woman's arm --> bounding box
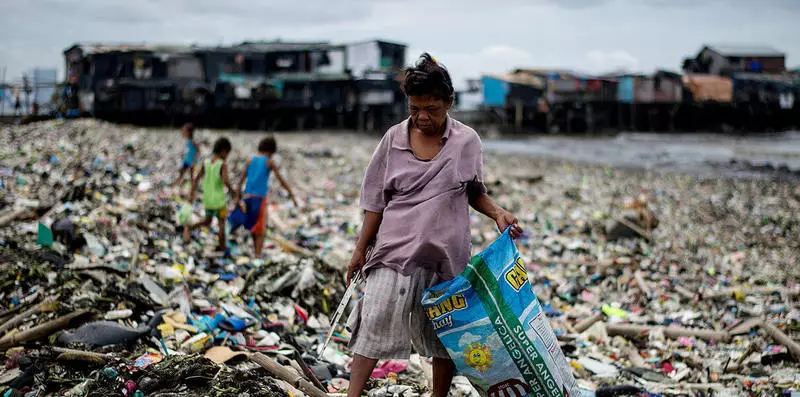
[470,191,523,238]
[347,210,383,285]
[268,159,299,207]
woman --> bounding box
[346,53,522,397]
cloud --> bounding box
[412,45,535,89]
[1,0,799,87]
[485,333,503,350]
[585,49,640,72]
[545,0,613,9]
[458,332,482,347]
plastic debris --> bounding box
[0,119,797,396]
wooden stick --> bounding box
[634,271,653,297]
[606,323,730,342]
[613,216,652,240]
[270,210,289,234]
[625,347,647,368]
[250,353,329,397]
[54,347,110,364]
[0,292,42,328]
[0,310,93,349]
[674,285,695,300]
[0,297,51,336]
[761,321,800,361]
[270,234,316,258]
[162,313,198,334]
[269,233,333,270]
[294,351,327,393]
[573,312,604,334]
[0,209,30,228]
[725,343,756,373]
[129,241,141,282]
[707,286,799,299]
[727,318,761,336]
[52,346,112,358]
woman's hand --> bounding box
[495,209,523,239]
[347,247,367,286]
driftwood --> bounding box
[293,351,326,393]
[0,310,94,349]
[270,234,316,258]
[727,318,761,336]
[54,347,110,364]
[625,347,647,368]
[527,256,631,269]
[0,296,52,336]
[613,215,653,241]
[706,286,799,299]
[128,242,141,282]
[761,321,800,361]
[162,312,199,333]
[0,292,42,324]
[269,210,290,234]
[0,209,31,228]
[250,353,329,397]
[605,323,730,342]
[673,285,696,300]
[573,312,605,334]
[634,271,653,298]
[725,343,757,373]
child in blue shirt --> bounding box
[173,123,199,188]
[234,136,298,257]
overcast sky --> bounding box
[1,0,798,88]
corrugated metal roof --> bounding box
[233,41,342,52]
[346,39,407,48]
[485,72,546,89]
[705,44,785,57]
[65,43,195,55]
[732,73,796,83]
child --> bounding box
[173,123,200,188]
[235,136,298,257]
[184,137,236,251]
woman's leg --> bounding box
[432,357,456,397]
[347,355,379,397]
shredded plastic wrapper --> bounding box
[422,229,581,397]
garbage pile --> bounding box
[0,119,799,396]
[477,156,800,396]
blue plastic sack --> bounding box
[227,206,247,232]
[422,228,581,397]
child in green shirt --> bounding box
[184,137,236,251]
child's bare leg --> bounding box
[173,169,186,188]
[184,217,211,241]
[217,214,227,251]
[253,233,265,257]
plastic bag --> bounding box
[422,229,580,397]
[177,203,192,225]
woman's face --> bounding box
[408,95,452,135]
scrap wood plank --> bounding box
[250,353,329,397]
[606,323,730,342]
[761,321,800,361]
[0,309,94,349]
